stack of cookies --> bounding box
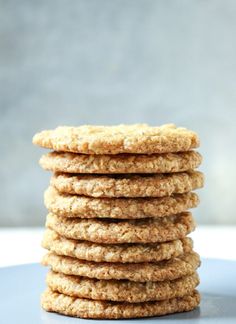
[33,124,204,319]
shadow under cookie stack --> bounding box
[33,124,204,319]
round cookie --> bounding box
[41,289,200,319]
[42,251,200,282]
[46,212,196,244]
[44,186,199,219]
[51,171,204,198]
[46,270,199,303]
[39,151,202,174]
[33,124,200,154]
[42,229,193,263]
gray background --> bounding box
[0,0,235,226]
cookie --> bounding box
[51,171,204,198]
[42,251,200,282]
[44,186,199,219]
[41,288,200,319]
[33,124,200,154]
[46,270,199,302]
[46,212,195,244]
[39,151,202,174]
[42,229,193,263]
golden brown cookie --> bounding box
[42,251,200,282]
[46,270,199,302]
[44,186,199,219]
[41,289,200,319]
[46,212,195,244]
[33,124,199,154]
[51,171,204,198]
[42,229,193,263]
[39,151,202,174]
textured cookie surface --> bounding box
[46,270,199,302]
[41,289,200,319]
[51,171,204,198]
[46,212,195,244]
[42,229,193,263]
[42,251,200,282]
[45,186,199,219]
[33,124,200,154]
[39,151,202,174]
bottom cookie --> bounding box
[41,288,200,319]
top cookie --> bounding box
[33,124,200,154]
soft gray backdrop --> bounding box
[0,0,236,226]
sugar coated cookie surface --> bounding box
[42,229,193,263]
[44,186,199,219]
[42,251,200,282]
[46,270,199,302]
[33,124,200,154]
[41,289,200,319]
[39,151,202,174]
[46,212,196,244]
[51,171,204,198]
